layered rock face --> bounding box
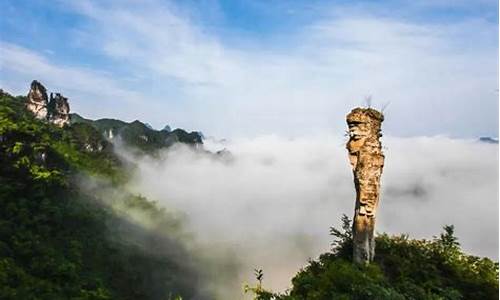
[346,107,384,264]
[26,81,70,127]
[26,80,49,119]
[48,93,70,127]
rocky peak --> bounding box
[26,80,49,119]
[48,93,70,127]
[25,81,71,127]
[346,107,385,264]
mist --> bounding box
[117,135,498,297]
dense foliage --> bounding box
[70,113,203,154]
[0,91,208,299]
[248,215,499,300]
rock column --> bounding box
[48,93,70,127]
[346,108,384,264]
[25,81,70,127]
[26,80,49,119]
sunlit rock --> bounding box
[346,107,384,264]
[26,81,71,127]
[48,93,70,127]
[26,80,49,119]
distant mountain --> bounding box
[479,136,499,144]
[2,81,497,300]
[70,113,203,153]
[22,79,203,154]
[0,85,208,299]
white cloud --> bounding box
[1,3,497,295]
[75,1,498,137]
[121,136,498,296]
[3,0,494,137]
[0,43,137,99]
[0,42,146,118]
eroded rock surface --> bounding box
[25,81,70,127]
[346,107,384,264]
[48,93,70,127]
[26,80,49,119]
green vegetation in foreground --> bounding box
[0,91,207,299]
[246,215,499,300]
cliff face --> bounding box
[48,93,70,127]
[346,107,384,264]
[26,80,49,120]
[24,81,202,152]
[26,81,70,127]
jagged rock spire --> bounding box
[48,93,70,127]
[26,80,49,120]
[25,81,70,127]
[346,107,384,264]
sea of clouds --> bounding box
[117,135,498,297]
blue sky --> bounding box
[0,0,498,138]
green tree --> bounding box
[246,216,498,300]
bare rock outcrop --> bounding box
[25,81,70,127]
[48,93,70,127]
[346,107,384,264]
[26,80,49,119]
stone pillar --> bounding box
[346,108,384,264]
[48,93,70,127]
[26,80,49,119]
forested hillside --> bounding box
[0,90,209,299]
[69,113,202,154]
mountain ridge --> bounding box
[69,112,203,153]
[0,82,212,299]
[1,82,498,300]
[21,80,203,154]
